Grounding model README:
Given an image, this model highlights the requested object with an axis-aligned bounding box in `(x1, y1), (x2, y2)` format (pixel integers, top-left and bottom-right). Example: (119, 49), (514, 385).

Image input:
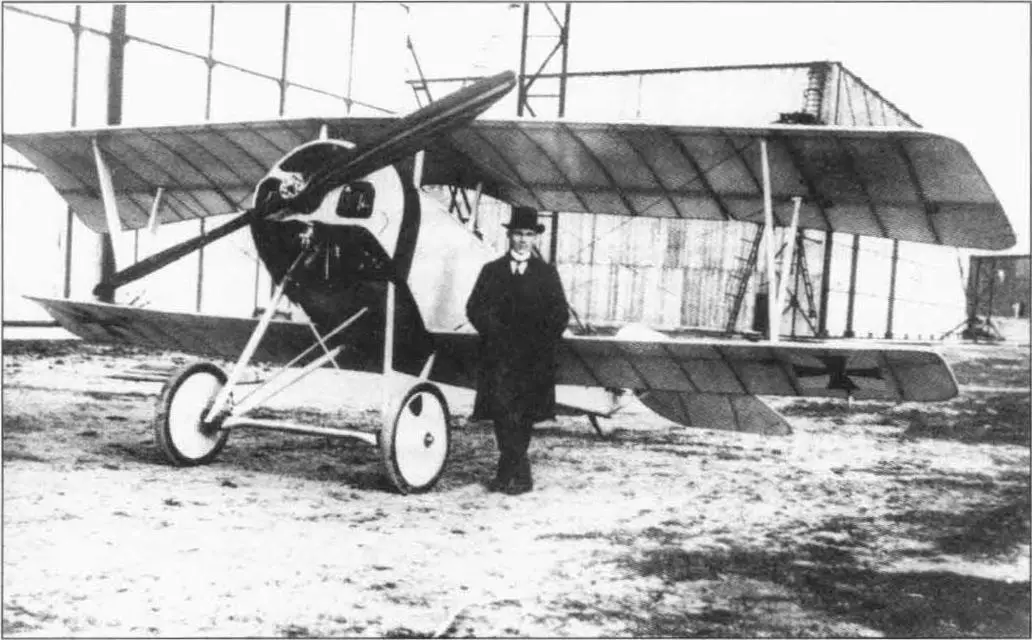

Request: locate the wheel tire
(154, 361), (230, 466)
(379, 382), (450, 494)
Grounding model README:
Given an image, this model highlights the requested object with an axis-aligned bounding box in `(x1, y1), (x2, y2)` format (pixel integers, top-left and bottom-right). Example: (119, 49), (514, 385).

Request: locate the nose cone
(253, 139), (357, 212)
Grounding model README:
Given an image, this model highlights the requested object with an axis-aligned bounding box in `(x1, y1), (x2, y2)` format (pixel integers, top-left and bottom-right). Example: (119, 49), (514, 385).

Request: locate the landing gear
(154, 361), (230, 466)
(149, 273), (450, 493)
(380, 382), (451, 494)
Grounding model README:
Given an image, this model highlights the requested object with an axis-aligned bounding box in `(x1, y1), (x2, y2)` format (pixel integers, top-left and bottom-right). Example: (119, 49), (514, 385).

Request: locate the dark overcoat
(466, 254), (569, 423)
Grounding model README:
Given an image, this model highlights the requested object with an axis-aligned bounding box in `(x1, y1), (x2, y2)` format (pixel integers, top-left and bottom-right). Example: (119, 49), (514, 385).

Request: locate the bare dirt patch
(3, 341), (1029, 637)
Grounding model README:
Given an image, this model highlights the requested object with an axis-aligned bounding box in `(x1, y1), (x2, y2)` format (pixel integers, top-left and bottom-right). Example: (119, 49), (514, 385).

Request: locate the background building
(3, 3), (1026, 341)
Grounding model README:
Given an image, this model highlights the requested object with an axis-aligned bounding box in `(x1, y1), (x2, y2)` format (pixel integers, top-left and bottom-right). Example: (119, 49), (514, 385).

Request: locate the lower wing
(432, 330), (958, 403)
(31, 298), (957, 434)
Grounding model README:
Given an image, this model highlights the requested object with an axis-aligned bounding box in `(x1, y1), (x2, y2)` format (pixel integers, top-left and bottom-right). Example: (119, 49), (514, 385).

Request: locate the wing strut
(760, 139), (805, 343)
(383, 280), (397, 415)
(774, 197), (802, 336)
(146, 187), (165, 234)
(761, 139), (778, 341)
(92, 139), (127, 270)
(90, 70), (517, 300)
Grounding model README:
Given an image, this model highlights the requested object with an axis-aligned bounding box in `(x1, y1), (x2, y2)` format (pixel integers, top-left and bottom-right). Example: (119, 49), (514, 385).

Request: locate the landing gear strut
(150, 265), (451, 494)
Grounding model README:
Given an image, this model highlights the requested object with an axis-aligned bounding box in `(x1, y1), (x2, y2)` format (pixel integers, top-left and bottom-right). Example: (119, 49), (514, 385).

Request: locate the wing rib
(894, 139), (944, 244)
(561, 123), (637, 216)
(668, 129), (733, 221)
(515, 125), (591, 212)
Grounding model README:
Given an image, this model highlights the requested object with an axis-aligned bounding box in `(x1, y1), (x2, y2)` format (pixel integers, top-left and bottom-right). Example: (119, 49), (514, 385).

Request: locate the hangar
(2, 3), (1021, 342)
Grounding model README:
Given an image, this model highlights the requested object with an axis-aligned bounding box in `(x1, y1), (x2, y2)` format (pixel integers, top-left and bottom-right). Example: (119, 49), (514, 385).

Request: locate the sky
(5, 2), (1027, 256)
(2, 1), (1026, 328)
(407, 2), (1030, 254)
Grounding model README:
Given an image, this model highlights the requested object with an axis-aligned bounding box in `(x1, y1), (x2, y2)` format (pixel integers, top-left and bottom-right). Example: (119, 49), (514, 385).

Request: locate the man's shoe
(502, 480), (533, 495)
(486, 476), (506, 492)
(503, 459), (533, 495)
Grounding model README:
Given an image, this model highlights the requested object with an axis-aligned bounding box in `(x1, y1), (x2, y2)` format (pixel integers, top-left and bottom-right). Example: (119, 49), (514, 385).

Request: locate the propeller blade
(298, 70), (516, 210)
(92, 203), (274, 299)
(92, 70), (516, 298)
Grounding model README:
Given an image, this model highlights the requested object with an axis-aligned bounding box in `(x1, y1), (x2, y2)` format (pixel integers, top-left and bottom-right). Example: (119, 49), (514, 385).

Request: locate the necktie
(511, 260), (526, 275)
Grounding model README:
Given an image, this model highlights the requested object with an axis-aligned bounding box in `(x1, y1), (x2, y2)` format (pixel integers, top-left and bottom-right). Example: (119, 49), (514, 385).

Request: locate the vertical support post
(470, 182), (484, 236)
(791, 231), (803, 337)
(557, 3), (571, 117)
(198, 5), (216, 314)
(965, 256), (981, 337)
(884, 239), (899, 339)
(346, 3), (357, 114)
(106, 5), (126, 143)
(985, 258), (997, 329)
(278, 4), (292, 116)
(96, 4), (127, 303)
(253, 255), (262, 312)
(195, 218), (206, 311)
(843, 235), (860, 338)
(549, 212), (560, 264)
(760, 139), (778, 342)
(817, 229), (833, 336)
(383, 280), (396, 415)
(204, 4), (215, 116)
(64, 6), (83, 298)
(517, 3), (530, 117)
(267, 2), (292, 303)
(64, 205), (76, 298)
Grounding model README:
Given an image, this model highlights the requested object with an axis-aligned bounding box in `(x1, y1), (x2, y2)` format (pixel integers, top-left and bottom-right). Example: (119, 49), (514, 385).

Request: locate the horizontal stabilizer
(639, 391), (791, 436)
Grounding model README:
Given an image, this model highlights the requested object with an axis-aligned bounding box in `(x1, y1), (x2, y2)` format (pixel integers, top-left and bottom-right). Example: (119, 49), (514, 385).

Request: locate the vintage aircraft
(4, 71), (1015, 493)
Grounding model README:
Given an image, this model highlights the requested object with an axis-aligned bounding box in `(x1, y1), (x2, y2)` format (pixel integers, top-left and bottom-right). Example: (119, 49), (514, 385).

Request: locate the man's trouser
(493, 412), (533, 486)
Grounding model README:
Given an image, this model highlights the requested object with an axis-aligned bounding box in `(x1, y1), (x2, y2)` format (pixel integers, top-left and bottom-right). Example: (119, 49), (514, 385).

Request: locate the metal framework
(3, 2), (389, 319)
(943, 254), (1031, 341)
(517, 2), (571, 263)
(4, 5), (950, 341)
(411, 59), (923, 339)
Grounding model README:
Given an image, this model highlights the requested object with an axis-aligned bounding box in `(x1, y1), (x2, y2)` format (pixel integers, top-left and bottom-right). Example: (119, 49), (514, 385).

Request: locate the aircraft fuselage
(250, 140), (494, 375)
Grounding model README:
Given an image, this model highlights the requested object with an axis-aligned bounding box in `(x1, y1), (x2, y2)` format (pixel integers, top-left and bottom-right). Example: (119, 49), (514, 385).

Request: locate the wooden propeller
(93, 70), (516, 299)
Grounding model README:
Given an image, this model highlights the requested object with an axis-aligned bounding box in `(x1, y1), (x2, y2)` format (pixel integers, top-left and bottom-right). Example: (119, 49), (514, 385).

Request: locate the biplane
(4, 71), (1014, 493)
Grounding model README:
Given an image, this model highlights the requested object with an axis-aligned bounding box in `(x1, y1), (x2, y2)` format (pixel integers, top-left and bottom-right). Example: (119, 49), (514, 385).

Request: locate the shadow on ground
(587, 477), (1032, 637)
(888, 473), (1031, 562)
(624, 548), (1029, 637)
(900, 392), (1031, 446)
(780, 391), (1031, 447)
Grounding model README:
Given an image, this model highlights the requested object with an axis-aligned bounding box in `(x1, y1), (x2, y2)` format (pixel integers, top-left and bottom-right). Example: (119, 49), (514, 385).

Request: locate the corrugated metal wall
(3, 8), (965, 342)
(481, 62), (941, 337)
(555, 216), (757, 331)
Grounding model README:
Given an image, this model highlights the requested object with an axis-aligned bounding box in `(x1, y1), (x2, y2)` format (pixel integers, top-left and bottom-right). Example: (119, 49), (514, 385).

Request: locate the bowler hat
(503, 206), (545, 233)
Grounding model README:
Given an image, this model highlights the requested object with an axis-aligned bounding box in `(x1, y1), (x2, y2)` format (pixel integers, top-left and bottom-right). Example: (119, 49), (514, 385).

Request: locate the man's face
(508, 229), (538, 255)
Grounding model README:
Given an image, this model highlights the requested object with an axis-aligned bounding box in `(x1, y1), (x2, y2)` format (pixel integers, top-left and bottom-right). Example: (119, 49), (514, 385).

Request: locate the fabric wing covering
(31, 298), (959, 405)
(428, 121), (1014, 250)
(4, 118), (1014, 250)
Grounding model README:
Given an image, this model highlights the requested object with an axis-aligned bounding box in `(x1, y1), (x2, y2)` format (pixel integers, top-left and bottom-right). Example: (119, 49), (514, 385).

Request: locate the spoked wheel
(380, 382), (450, 494)
(154, 361), (230, 466)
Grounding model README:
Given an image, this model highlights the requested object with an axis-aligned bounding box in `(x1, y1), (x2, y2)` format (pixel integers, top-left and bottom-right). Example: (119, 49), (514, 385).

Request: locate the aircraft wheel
(380, 382), (450, 494)
(154, 361), (230, 466)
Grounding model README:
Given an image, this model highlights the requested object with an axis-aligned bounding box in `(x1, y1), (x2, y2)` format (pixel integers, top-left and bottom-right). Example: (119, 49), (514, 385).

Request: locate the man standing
(466, 207), (569, 495)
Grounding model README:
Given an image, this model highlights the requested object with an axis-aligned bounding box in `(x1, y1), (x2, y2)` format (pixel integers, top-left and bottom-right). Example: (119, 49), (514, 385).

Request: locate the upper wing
(3, 117), (399, 233)
(6, 117), (1013, 249)
(430, 331), (958, 403)
(423, 120), (1014, 250)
